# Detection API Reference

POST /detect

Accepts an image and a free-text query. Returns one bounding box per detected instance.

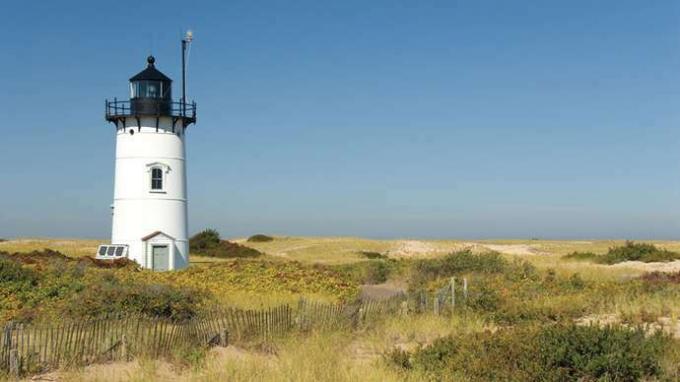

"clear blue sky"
[1,0,680,240]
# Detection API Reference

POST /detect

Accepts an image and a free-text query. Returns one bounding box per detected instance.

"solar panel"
[96,245,129,259]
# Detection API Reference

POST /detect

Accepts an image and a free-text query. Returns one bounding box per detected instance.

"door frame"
[151,244,170,271]
[144,240,175,270]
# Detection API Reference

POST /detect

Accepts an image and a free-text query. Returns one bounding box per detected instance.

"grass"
[4,236,680,381]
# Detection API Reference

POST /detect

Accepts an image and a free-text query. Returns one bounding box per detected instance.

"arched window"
[151,167,163,190]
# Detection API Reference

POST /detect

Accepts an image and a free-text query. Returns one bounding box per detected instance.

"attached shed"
[141,231,178,271]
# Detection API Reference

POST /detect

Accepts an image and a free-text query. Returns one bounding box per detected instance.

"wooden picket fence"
[413,277,470,315]
[0,296,407,377]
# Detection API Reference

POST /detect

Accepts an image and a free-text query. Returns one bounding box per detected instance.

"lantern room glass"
[130,80,170,99]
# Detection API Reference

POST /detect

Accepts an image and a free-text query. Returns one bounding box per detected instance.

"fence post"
[9,325,19,379]
[433,295,440,315]
[220,329,229,347]
[121,334,128,361]
[3,323,11,368]
[450,277,456,311]
[463,278,468,302]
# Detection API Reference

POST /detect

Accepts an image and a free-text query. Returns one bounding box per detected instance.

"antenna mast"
[181,30,193,116]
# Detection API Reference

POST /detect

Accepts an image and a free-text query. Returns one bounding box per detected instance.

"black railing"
[105,98,197,124]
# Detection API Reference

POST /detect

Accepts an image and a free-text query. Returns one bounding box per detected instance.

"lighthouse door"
[152,245,169,271]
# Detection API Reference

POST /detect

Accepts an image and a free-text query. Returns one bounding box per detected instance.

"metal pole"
[181,39,186,117]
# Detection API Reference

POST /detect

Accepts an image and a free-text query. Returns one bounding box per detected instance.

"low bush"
[641,271,680,284]
[562,251,598,261]
[0,253,210,323]
[0,257,37,284]
[409,251,507,288]
[63,279,204,321]
[388,324,674,381]
[195,241,263,259]
[358,251,388,260]
[189,229,221,251]
[334,260,395,285]
[563,242,680,265]
[247,234,274,242]
[600,241,680,264]
[190,229,263,258]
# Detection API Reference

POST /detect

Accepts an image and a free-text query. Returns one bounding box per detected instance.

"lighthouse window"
[131,81,164,99]
[147,82,159,98]
[151,167,163,190]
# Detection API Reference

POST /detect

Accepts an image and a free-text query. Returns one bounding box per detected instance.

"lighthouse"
[97,39,196,271]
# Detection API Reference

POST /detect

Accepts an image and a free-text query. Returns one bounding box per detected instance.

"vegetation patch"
[0,249,136,268]
[358,251,388,260]
[333,260,398,285]
[189,229,221,251]
[600,241,680,264]
[641,271,680,284]
[145,259,359,303]
[195,241,263,259]
[409,250,507,289]
[563,241,680,264]
[190,229,263,258]
[388,324,675,381]
[247,234,274,242]
[562,251,598,261]
[0,251,207,323]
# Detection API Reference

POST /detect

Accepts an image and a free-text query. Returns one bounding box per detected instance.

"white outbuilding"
[97,52,197,271]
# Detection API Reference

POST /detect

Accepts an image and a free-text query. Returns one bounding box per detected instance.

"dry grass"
[29,314,491,382]
[0,238,102,258]
[6,236,680,381]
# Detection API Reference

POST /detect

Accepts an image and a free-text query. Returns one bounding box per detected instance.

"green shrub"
[196,241,263,259]
[562,251,598,261]
[358,251,388,260]
[600,241,680,264]
[334,260,394,284]
[390,324,674,381]
[467,283,502,312]
[568,273,585,290]
[505,259,540,282]
[247,234,274,242]
[190,229,263,258]
[62,276,204,321]
[564,243,680,265]
[535,325,669,381]
[189,229,221,251]
[0,257,37,284]
[409,251,507,288]
[385,347,412,369]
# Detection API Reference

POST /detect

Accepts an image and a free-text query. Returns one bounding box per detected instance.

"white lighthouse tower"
[97,40,196,271]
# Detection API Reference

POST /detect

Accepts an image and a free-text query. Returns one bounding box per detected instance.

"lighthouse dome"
[130,56,172,83]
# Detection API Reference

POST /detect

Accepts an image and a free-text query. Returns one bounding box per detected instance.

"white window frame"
[146,162,171,193]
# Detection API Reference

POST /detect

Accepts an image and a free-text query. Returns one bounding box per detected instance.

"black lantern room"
[129,56,172,115]
[106,56,196,128]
